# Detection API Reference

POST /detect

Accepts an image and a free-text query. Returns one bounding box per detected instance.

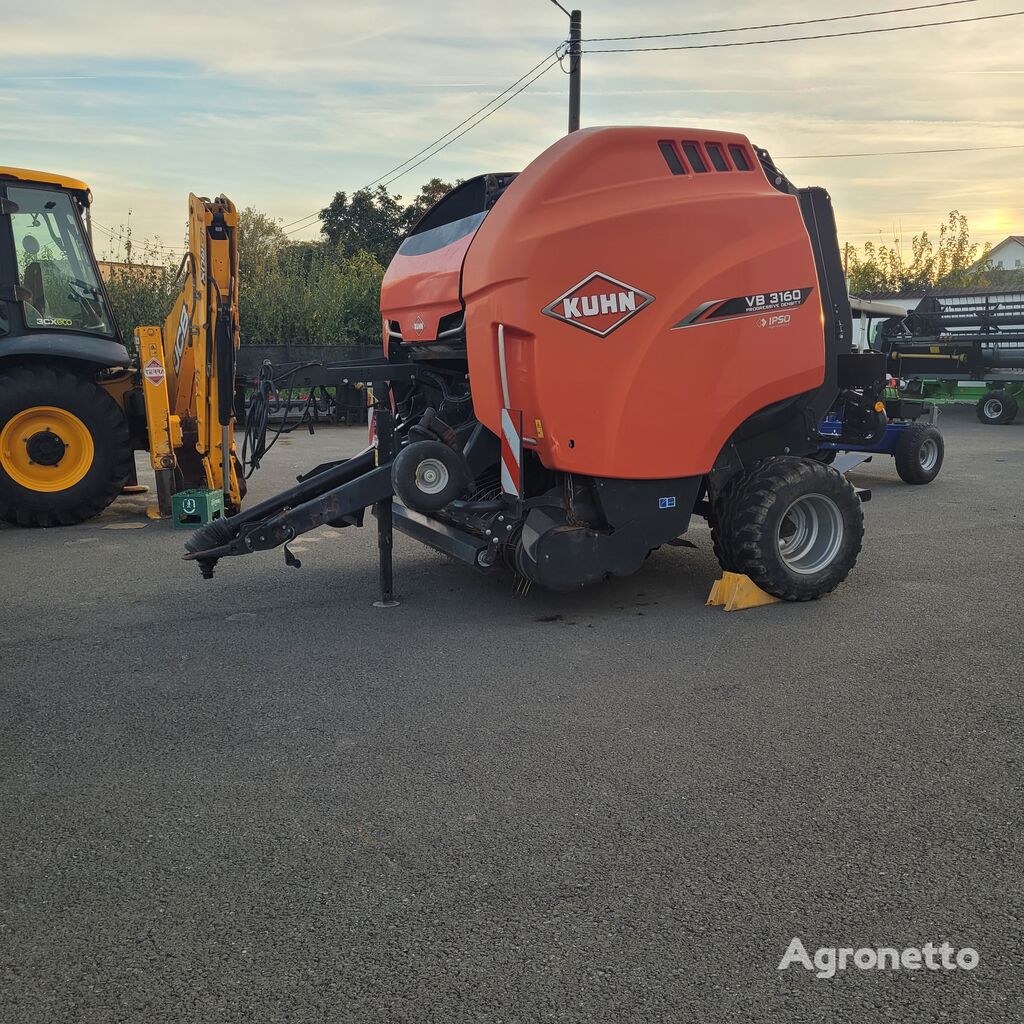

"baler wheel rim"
[414,457,450,496]
[776,492,844,575]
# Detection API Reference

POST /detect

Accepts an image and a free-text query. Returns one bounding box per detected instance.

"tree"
[400,177,462,233]
[980,264,1024,290]
[236,206,286,284]
[844,211,994,295]
[98,224,181,351]
[319,186,406,265]
[236,244,385,347]
[319,178,460,265]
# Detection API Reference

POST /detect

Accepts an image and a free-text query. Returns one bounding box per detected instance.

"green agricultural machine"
[875,290,1024,425]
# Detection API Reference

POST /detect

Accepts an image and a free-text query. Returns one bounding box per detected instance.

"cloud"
[5,0,1020,246]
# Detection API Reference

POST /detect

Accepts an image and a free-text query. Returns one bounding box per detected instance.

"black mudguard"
[0,333,130,368]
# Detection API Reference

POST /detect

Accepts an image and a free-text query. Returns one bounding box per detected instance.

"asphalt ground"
[1,407,1021,1023]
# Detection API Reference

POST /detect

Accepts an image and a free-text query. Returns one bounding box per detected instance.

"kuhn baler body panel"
[381,225,475,342]
[381,174,518,345]
[460,127,825,479]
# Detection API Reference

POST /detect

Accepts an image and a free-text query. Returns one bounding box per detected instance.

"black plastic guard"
[519,477,701,592]
[0,333,129,368]
[798,187,852,425]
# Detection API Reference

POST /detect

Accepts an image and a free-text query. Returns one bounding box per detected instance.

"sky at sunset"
[5,0,1021,258]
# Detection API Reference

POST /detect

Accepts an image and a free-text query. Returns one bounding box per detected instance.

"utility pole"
[568,9,582,133]
[549,1,582,133]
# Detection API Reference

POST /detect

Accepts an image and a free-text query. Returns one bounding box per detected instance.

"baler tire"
[392,439,470,513]
[976,390,1018,425]
[0,364,132,527]
[718,456,864,602]
[894,422,943,484]
[709,476,741,573]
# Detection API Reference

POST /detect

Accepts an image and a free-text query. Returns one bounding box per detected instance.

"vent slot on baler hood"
[382,173,517,347]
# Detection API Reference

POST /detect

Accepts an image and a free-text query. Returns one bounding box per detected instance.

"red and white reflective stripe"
[500,407,523,498]
[367,404,376,446]
[497,323,511,408]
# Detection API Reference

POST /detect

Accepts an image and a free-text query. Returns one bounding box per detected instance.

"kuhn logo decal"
[542,272,654,337]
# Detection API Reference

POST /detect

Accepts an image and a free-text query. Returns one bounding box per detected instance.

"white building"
[986,236,1024,271]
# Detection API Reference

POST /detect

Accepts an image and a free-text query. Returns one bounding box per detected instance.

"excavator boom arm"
[136,194,242,516]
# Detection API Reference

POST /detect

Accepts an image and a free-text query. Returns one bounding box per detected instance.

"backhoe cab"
[0,167,242,526]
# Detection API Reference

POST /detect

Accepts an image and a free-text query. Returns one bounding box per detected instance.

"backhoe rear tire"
[0,364,132,527]
[714,456,864,602]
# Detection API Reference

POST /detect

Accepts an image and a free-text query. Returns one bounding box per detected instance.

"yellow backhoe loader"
[0,167,243,525]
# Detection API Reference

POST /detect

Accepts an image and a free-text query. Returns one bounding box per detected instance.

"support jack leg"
[372,397,400,608]
[374,496,400,608]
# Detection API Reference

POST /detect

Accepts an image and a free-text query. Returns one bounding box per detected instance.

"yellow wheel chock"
[706,571,782,612]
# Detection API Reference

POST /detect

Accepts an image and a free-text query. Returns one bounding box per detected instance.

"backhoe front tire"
[0,364,132,527]
[714,456,864,602]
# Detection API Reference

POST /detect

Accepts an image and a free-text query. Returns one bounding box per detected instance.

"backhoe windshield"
[9,186,115,337]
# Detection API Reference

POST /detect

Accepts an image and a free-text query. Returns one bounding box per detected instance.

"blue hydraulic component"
[817,411,912,456]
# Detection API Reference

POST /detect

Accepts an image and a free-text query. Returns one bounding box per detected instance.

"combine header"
[186,126,893,602]
[878,290,1024,424]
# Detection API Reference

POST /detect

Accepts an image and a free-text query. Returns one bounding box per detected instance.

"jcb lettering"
[172,305,190,373]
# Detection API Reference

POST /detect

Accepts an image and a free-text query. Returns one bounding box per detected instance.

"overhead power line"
[583,0,976,42]
[91,220,186,253]
[377,58,560,191]
[280,48,565,236]
[364,51,561,191]
[583,10,1024,52]
[782,143,1024,159]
